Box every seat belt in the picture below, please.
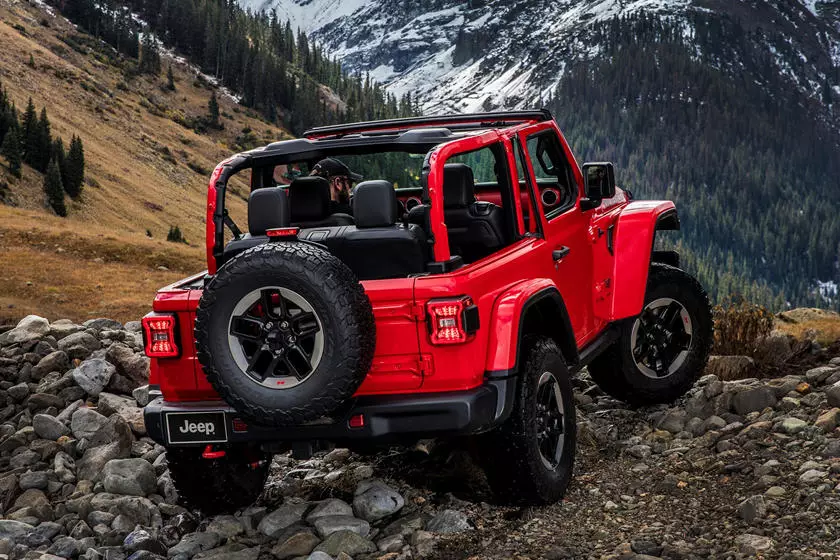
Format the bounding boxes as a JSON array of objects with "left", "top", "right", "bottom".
[{"left": 222, "top": 209, "right": 243, "bottom": 239}]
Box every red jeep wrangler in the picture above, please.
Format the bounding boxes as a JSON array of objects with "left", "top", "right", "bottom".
[{"left": 142, "top": 110, "right": 712, "bottom": 512}]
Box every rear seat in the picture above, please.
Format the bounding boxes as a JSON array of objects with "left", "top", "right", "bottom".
[
  {"left": 288, "top": 176, "right": 354, "bottom": 228},
  {"left": 220, "top": 186, "right": 289, "bottom": 265},
  {"left": 299, "top": 180, "right": 429, "bottom": 280}
]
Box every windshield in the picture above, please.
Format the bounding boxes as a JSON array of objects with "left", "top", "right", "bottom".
[{"left": 271, "top": 153, "right": 425, "bottom": 190}]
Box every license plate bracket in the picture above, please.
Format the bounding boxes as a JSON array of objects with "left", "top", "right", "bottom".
[{"left": 165, "top": 411, "right": 228, "bottom": 444}]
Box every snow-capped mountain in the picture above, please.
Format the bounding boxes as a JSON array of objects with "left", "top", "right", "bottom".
[{"left": 240, "top": 0, "right": 840, "bottom": 115}]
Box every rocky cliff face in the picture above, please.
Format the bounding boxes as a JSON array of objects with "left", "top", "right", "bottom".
[
  {"left": 240, "top": 0, "right": 840, "bottom": 117},
  {"left": 1, "top": 314, "right": 839, "bottom": 557}
]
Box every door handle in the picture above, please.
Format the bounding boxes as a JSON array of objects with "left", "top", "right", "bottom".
[{"left": 552, "top": 246, "right": 570, "bottom": 261}]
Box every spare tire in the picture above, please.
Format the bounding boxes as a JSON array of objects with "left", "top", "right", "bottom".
[{"left": 195, "top": 241, "right": 375, "bottom": 427}]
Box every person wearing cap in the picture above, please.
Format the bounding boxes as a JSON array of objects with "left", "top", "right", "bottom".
[{"left": 310, "top": 158, "right": 362, "bottom": 215}]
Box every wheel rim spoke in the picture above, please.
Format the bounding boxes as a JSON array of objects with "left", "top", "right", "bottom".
[
  {"left": 245, "top": 346, "right": 270, "bottom": 379},
  {"left": 536, "top": 372, "right": 565, "bottom": 469},
  {"left": 291, "top": 312, "right": 319, "bottom": 338},
  {"left": 229, "top": 316, "right": 265, "bottom": 343},
  {"left": 229, "top": 286, "right": 324, "bottom": 390},
  {"left": 631, "top": 297, "right": 693, "bottom": 379},
  {"left": 260, "top": 289, "right": 286, "bottom": 320}
]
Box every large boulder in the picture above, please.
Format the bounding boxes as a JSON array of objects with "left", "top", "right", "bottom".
[
  {"left": 353, "top": 480, "right": 405, "bottom": 522},
  {"left": 1, "top": 315, "right": 50, "bottom": 345},
  {"left": 102, "top": 458, "right": 157, "bottom": 496},
  {"left": 77, "top": 440, "right": 131, "bottom": 482},
  {"left": 705, "top": 356, "right": 755, "bottom": 381},
  {"left": 70, "top": 407, "right": 109, "bottom": 440},
  {"left": 105, "top": 343, "right": 150, "bottom": 386},
  {"left": 32, "top": 413, "right": 70, "bottom": 440},
  {"left": 0, "top": 519, "right": 35, "bottom": 543},
  {"left": 97, "top": 392, "right": 145, "bottom": 434},
  {"left": 257, "top": 503, "right": 309, "bottom": 537},
  {"left": 58, "top": 332, "right": 101, "bottom": 360},
  {"left": 71, "top": 358, "right": 115, "bottom": 396},
  {"left": 167, "top": 531, "right": 222, "bottom": 558},
  {"left": 31, "top": 351, "right": 71, "bottom": 380},
  {"left": 732, "top": 386, "right": 777, "bottom": 415}
]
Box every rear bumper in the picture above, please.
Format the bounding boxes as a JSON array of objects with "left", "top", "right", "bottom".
[{"left": 144, "top": 377, "right": 516, "bottom": 447}]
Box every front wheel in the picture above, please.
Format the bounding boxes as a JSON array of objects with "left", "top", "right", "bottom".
[
  {"left": 474, "top": 336, "right": 576, "bottom": 505},
  {"left": 166, "top": 445, "right": 271, "bottom": 515},
  {"left": 588, "top": 263, "right": 713, "bottom": 406}
]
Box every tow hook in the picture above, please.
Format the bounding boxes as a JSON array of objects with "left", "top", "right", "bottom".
[{"left": 201, "top": 445, "right": 226, "bottom": 459}]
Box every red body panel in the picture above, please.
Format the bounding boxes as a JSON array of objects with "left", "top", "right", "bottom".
[
  {"left": 606, "top": 200, "right": 677, "bottom": 320},
  {"left": 163, "top": 118, "right": 676, "bottom": 404}
]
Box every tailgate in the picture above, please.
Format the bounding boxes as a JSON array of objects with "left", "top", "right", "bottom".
[{"left": 356, "top": 279, "right": 427, "bottom": 394}]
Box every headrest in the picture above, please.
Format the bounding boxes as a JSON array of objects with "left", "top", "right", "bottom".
[
  {"left": 443, "top": 163, "right": 475, "bottom": 208},
  {"left": 353, "top": 180, "right": 397, "bottom": 228},
  {"left": 248, "top": 187, "right": 289, "bottom": 235},
  {"left": 289, "top": 176, "right": 331, "bottom": 221}
]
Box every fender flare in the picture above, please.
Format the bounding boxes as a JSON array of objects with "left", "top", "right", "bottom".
[
  {"left": 484, "top": 279, "right": 579, "bottom": 376},
  {"left": 605, "top": 201, "right": 679, "bottom": 320}
]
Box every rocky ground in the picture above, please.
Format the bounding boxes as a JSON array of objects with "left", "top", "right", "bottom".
[{"left": 0, "top": 316, "right": 839, "bottom": 560}]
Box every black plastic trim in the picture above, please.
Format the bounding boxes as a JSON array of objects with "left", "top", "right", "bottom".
[
  {"left": 575, "top": 324, "right": 621, "bottom": 372},
  {"left": 144, "top": 380, "right": 511, "bottom": 447},
  {"left": 303, "top": 110, "right": 553, "bottom": 138},
  {"left": 515, "top": 287, "right": 579, "bottom": 371},
  {"left": 426, "top": 256, "right": 464, "bottom": 274}
]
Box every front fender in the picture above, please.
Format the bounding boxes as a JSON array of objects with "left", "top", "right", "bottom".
[
  {"left": 484, "top": 279, "right": 576, "bottom": 373},
  {"left": 608, "top": 201, "right": 678, "bottom": 319}
]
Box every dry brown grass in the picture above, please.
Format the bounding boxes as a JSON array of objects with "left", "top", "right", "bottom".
[
  {"left": 0, "top": 2, "right": 295, "bottom": 323},
  {"left": 0, "top": 1, "right": 289, "bottom": 241},
  {"left": 775, "top": 317, "right": 840, "bottom": 346},
  {"left": 0, "top": 205, "right": 205, "bottom": 324}
]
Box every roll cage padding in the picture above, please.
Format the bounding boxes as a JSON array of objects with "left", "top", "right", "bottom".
[{"left": 485, "top": 279, "right": 578, "bottom": 374}]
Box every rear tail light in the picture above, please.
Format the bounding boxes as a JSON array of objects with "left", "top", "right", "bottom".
[
  {"left": 266, "top": 227, "right": 300, "bottom": 238},
  {"left": 426, "top": 296, "right": 479, "bottom": 345},
  {"left": 142, "top": 314, "right": 179, "bottom": 358}
]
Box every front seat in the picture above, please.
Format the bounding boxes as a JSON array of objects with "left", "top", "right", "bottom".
[
  {"left": 288, "top": 176, "right": 354, "bottom": 228},
  {"left": 221, "top": 186, "right": 290, "bottom": 265},
  {"left": 441, "top": 163, "right": 506, "bottom": 262}
]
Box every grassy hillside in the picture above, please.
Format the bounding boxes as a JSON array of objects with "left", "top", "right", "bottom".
[{"left": 0, "top": 0, "right": 291, "bottom": 323}]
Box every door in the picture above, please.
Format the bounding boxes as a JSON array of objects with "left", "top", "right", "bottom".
[{"left": 515, "top": 129, "right": 598, "bottom": 345}]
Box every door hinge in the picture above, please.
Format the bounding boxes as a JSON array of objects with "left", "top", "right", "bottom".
[
  {"left": 418, "top": 354, "right": 434, "bottom": 376},
  {"left": 411, "top": 303, "right": 426, "bottom": 321}
]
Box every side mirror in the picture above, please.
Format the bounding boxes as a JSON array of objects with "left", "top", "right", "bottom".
[{"left": 581, "top": 162, "right": 616, "bottom": 206}]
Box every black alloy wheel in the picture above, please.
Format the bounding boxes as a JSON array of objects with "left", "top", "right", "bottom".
[{"left": 228, "top": 286, "right": 324, "bottom": 390}]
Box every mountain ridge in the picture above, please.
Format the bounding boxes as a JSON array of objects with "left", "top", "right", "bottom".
[{"left": 242, "top": 0, "right": 840, "bottom": 308}]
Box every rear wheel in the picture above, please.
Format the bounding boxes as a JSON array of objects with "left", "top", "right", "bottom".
[
  {"left": 588, "top": 263, "right": 712, "bottom": 405},
  {"left": 166, "top": 445, "right": 270, "bottom": 515},
  {"left": 474, "top": 336, "right": 576, "bottom": 504}
]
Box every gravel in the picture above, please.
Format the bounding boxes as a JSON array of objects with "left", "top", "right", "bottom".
[{"left": 1, "top": 314, "right": 838, "bottom": 559}]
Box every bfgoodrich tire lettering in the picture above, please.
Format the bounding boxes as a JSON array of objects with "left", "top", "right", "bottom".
[
  {"left": 588, "top": 263, "right": 712, "bottom": 406},
  {"left": 195, "top": 242, "right": 375, "bottom": 427},
  {"left": 474, "top": 336, "right": 576, "bottom": 504}
]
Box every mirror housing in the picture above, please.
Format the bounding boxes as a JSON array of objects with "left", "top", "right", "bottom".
[{"left": 581, "top": 162, "right": 616, "bottom": 210}]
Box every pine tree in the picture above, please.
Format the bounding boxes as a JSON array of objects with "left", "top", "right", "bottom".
[
  {"left": 65, "top": 135, "right": 85, "bottom": 198},
  {"left": 36, "top": 108, "right": 52, "bottom": 173},
  {"left": 51, "top": 137, "right": 67, "bottom": 191},
  {"left": 44, "top": 157, "right": 66, "bottom": 217},
  {"left": 166, "top": 65, "right": 175, "bottom": 91},
  {"left": 208, "top": 92, "right": 220, "bottom": 128},
  {"left": 1, "top": 125, "right": 22, "bottom": 178},
  {"left": 21, "top": 98, "right": 39, "bottom": 169},
  {"left": 138, "top": 33, "right": 161, "bottom": 75}
]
